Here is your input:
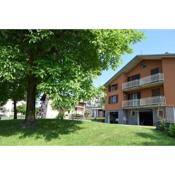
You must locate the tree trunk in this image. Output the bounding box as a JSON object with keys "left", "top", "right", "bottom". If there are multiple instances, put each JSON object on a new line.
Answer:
{"left": 58, "top": 108, "right": 65, "bottom": 120}
{"left": 21, "top": 53, "right": 38, "bottom": 128}
{"left": 13, "top": 99, "right": 17, "bottom": 120}
{"left": 25, "top": 73, "right": 37, "bottom": 125}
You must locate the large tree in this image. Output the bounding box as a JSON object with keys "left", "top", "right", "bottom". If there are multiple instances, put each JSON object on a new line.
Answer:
{"left": 0, "top": 30, "right": 143, "bottom": 126}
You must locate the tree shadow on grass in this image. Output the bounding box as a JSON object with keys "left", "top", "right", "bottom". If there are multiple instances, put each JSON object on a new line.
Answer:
{"left": 135, "top": 129, "right": 175, "bottom": 146}
{"left": 0, "top": 119, "right": 83, "bottom": 142}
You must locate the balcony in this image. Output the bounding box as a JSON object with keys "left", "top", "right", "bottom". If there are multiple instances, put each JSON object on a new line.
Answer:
{"left": 122, "top": 96, "right": 166, "bottom": 109}
{"left": 122, "top": 73, "right": 164, "bottom": 91}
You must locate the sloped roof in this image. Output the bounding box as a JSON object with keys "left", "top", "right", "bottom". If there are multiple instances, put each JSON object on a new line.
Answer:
{"left": 104, "top": 53, "right": 175, "bottom": 86}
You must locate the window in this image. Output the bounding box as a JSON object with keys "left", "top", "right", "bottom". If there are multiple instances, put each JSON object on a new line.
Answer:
{"left": 151, "top": 68, "right": 160, "bottom": 75}
{"left": 109, "top": 95, "right": 118, "bottom": 104}
{"left": 128, "top": 92, "right": 141, "bottom": 100}
{"left": 127, "top": 74, "right": 140, "bottom": 82}
{"left": 108, "top": 84, "right": 118, "bottom": 92}
{"left": 152, "top": 88, "right": 161, "bottom": 97}
{"left": 111, "top": 84, "right": 118, "bottom": 91}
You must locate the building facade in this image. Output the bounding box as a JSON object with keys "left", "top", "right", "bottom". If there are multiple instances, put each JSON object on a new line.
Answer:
{"left": 86, "top": 97, "right": 105, "bottom": 118}
{"left": 74, "top": 102, "right": 86, "bottom": 116}
{"left": 104, "top": 54, "right": 175, "bottom": 126}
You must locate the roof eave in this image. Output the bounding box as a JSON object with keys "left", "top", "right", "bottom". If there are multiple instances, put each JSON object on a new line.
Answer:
{"left": 104, "top": 54, "right": 175, "bottom": 87}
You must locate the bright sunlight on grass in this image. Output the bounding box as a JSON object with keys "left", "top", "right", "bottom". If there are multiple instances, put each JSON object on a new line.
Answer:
{"left": 0, "top": 119, "right": 175, "bottom": 145}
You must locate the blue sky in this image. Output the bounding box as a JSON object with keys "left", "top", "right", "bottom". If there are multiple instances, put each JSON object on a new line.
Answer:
{"left": 93, "top": 29, "right": 175, "bottom": 87}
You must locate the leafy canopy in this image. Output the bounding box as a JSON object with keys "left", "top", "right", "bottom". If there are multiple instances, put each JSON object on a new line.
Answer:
{"left": 0, "top": 30, "right": 144, "bottom": 111}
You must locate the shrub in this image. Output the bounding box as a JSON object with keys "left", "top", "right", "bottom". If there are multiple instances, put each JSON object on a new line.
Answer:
{"left": 168, "top": 124, "right": 175, "bottom": 137}
{"left": 156, "top": 119, "right": 175, "bottom": 138}
{"left": 164, "top": 122, "right": 170, "bottom": 132}
{"left": 17, "top": 103, "right": 40, "bottom": 116}
{"left": 17, "top": 103, "right": 26, "bottom": 115}
{"left": 156, "top": 120, "right": 166, "bottom": 131}
{"left": 156, "top": 119, "right": 169, "bottom": 131}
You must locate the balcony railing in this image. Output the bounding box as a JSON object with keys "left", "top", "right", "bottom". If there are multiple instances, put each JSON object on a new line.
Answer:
{"left": 122, "top": 73, "right": 164, "bottom": 90}
{"left": 122, "top": 96, "right": 166, "bottom": 108}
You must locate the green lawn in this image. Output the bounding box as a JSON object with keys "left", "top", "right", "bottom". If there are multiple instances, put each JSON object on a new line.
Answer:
{"left": 0, "top": 119, "right": 175, "bottom": 145}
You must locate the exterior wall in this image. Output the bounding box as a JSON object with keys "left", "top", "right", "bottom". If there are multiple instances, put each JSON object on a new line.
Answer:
{"left": 98, "top": 110, "right": 105, "bottom": 117}
{"left": 124, "top": 86, "right": 164, "bottom": 100}
{"left": 127, "top": 110, "right": 139, "bottom": 125}
{"left": 153, "top": 109, "right": 159, "bottom": 124}
{"left": 118, "top": 110, "right": 127, "bottom": 124}
{"left": 140, "top": 89, "right": 152, "bottom": 98}
{"left": 75, "top": 104, "right": 86, "bottom": 116}
{"left": 105, "top": 111, "right": 110, "bottom": 123}
{"left": 46, "top": 102, "right": 86, "bottom": 119}
{"left": 126, "top": 59, "right": 162, "bottom": 78}
{"left": 105, "top": 109, "right": 127, "bottom": 124}
{"left": 105, "top": 59, "right": 163, "bottom": 111}
{"left": 105, "top": 74, "right": 126, "bottom": 110}
{"left": 141, "top": 86, "right": 164, "bottom": 98}
{"left": 105, "top": 56, "right": 175, "bottom": 125}
{"left": 162, "top": 58, "right": 175, "bottom": 106}
{"left": 105, "top": 99, "right": 167, "bottom": 126}
{"left": 165, "top": 107, "right": 175, "bottom": 123}
{"left": 46, "top": 100, "right": 58, "bottom": 118}
{"left": 126, "top": 108, "right": 164, "bottom": 125}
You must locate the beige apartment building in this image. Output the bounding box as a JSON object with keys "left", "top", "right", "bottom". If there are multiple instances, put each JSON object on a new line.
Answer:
{"left": 104, "top": 54, "right": 175, "bottom": 125}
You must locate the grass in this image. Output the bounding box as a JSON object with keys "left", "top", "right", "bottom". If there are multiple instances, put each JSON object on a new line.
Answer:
{"left": 0, "top": 119, "right": 175, "bottom": 145}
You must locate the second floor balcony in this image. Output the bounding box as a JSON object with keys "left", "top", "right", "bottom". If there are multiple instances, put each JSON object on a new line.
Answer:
{"left": 122, "top": 73, "right": 164, "bottom": 91}
{"left": 122, "top": 96, "right": 166, "bottom": 109}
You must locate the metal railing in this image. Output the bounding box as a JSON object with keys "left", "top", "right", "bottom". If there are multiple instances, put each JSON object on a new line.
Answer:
{"left": 122, "top": 73, "right": 164, "bottom": 90}
{"left": 122, "top": 96, "right": 166, "bottom": 108}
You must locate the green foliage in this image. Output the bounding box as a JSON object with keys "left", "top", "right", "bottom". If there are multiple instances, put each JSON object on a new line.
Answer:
{"left": 156, "top": 119, "right": 175, "bottom": 138}
{"left": 56, "top": 113, "right": 64, "bottom": 120}
{"left": 0, "top": 80, "right": 9, "bottom": 105}
{"left": 168, "top": 124, "right": 175, "bottom": 137}
{"left": 0, "top": 46, "right": 25, "bottom": 81}
{"left": 17, "top": 103, "right": 26, "bottom": 115}
{"left": 0, "top": 30, "right": 144, "bottom": 119}
{"left": 0, "top": 77, "right": 26, "bottom": 107}
{"left": 17, "top": 103, "right": 39, "bottom": 116}
{"left": 156, "top": 119, "right": 169, "bottom": 132}
{"left": 91, "top": 30, "right": 144, "bottom": 70}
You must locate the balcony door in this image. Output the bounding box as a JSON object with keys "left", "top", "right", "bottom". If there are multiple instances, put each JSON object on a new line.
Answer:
{"left": 151, "top": 68, "right": 160, "bottom": 75}
{"left": 128, "top": 92, "right": 141, "bottom": 106}
{"left": 128, "top": 92, "right": 141, "bottom": 100}
{"left": 127, "top": 74, "right": 140, "bottom": 82}
{"left": 151, "top": 68, "right": 161, "bottom": 82}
